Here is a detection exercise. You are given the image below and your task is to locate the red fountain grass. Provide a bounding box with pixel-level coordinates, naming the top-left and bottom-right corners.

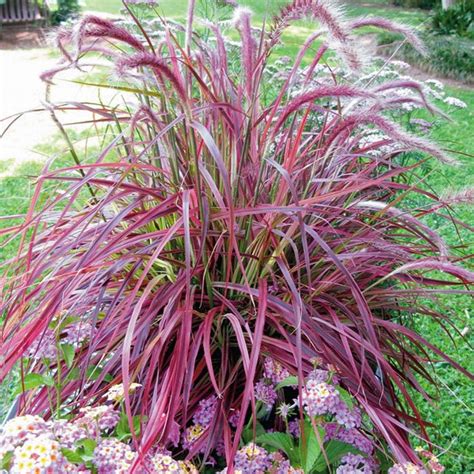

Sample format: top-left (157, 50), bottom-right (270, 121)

top-left (0, 0), bottom-right (473, 472)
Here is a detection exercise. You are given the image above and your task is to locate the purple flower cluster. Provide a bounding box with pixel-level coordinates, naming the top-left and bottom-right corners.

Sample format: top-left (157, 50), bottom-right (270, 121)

top-left (183, 395), bottom-right (218, 452)
top-left (302, 379), bottom-right (340, 416)
top-left (63, 320), bottom-right (94, 347)
top-left (301, 370), bottom-right (363, 431)
top-left (193, 395), bottom-right (217, 427)
top-left (336, 453), bottom-right (374, 473)
top-left (27, 329), bottom-right (57, 360)
top-left (269, 452), bottom-right (304, 474)
top-left (93, 438), bottom-right (136, 473)
top-left (334, 403), bottom-right (361, 429)
top-left (219, 445), bottom-right (302, 474)
top-left (288, 419), bottom-right (300, 438)
top-left (388, 463), bottom-right (427, 474)
top-left (255, 357), bottom-right (291, 410)
top-left (49, 419), bottom-right (89, 448)
top-left (229, 409), bottom-right (240, 428)
top-left (76, 405), bottom-right (121, 436)
top-left (324, 423), bottom-right (374, 456)
top-left (264, 357), bottom-right (290, 384)
top-left (233, 443), bottom-right (273, 473)
top-left (255, 380), bottom-right (278, 409)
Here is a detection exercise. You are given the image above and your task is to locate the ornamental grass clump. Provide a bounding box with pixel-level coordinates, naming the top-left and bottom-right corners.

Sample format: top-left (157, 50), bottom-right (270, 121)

top-left (0, 0), bottom-right (473, 472)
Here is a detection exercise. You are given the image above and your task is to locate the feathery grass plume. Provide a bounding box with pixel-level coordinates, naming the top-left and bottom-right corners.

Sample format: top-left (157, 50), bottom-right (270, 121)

top-left (0, 1), bottom-right (472, 471)
top-left (232, 7), bottom-right (256, 97)
top-left (441, 187), bottom-right (474, 205)
top-left (116, 52), bottom-right (188, 103)
top-left (270, 0), bottom-right (365, 72)
top-left (350, 17), bottom-right (427, 56)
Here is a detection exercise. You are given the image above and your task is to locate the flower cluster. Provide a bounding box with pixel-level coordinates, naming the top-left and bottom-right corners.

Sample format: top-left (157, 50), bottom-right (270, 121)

top-left (255, 380), bottom-right (278, 409)
top-left (336, 453), bottom-right (374, 474)
top-left (0, 416), bottom-right (88, 473)
top-left (220, 443), bottom-right (302, 474)
top-left (27, 329), bottom-right (57, 360)
top-left (182, 395), bottom-right (218, 452)
top-left (150, 452), bottom-right (198, 473)
top-left (1, 412), bottom-right (197, 473)
top-left (106, 382), bottom-right (142, 403)
top-left (75, 404), bottom-right (121, 435)
top-left (302, 379), bottom-right (340, 416)
top-left (301, 370), bottom-right (362, 432)
top-left (193, 395), bottom-right (218, 427)
top-left (255, 357), bottom-right (291, 409)
top-left (182, 423), bottom-right (205, 451)
top-left (49, 419), bottom-right (89, 448)
top-left (415, 447), bottom-right (445, 473)
top-left (10, 434), bottom-right (76, 473)
top-left (263, 357), bottom-right (290, 384)
top-left (235, 443), bottom-right (272, 473)
top-left (443, 96), bottom-right (467, 108)
top-left (325, 423), bottom-right (375, 456)
top-left (93, 438), bottom-right (136, 473)
top-left (388, 463), bottom-right (427, 474)
top-left (62, 321), bottom-right (94, 347)
top-left (387, 451), bottom-right (445, 474)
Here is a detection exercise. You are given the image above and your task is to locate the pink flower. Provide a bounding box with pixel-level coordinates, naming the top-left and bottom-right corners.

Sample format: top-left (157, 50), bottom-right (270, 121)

top-left (27, 330), bottom-right (57, 360)
top-left (93, 438), bottom-right (136, 473)
top-left (263, 357), bottom-right (290, 384)
top-left (255, 379), bottom-right (278, 409)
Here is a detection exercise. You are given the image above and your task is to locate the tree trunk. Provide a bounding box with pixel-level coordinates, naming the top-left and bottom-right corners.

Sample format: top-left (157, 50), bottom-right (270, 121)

top-left (442, 0), bottom-right (456, 9)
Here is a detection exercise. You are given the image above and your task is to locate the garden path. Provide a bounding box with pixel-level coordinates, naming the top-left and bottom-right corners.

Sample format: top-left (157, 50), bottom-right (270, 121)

top-left (0, 27), bottom-right (115, 176)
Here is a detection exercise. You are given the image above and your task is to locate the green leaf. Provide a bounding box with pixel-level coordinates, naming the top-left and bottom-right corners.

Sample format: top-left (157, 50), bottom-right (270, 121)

top-left (299, 420), bottom-right (325, 474)
top-left (276, 375), bottom-right (298, 390)
top-left (116, 413), bottom-right (129, 439)
top-left (61, 448), bottom-right (84, 464)
top-left (242, 421), bottom-right (266, 444)
top-left (336, 387), bottom-right (354, 409)
top-left (65, 367), bottom-right (80, 382)
top-left (116, 414), bottom-right (144, 441)
top-left (86, 365), bottom-right (103, 381)
top-left (61, 343), bottom-right (75, 369)
top-left (1, 451), bottom-right (13, 470)
top-left (257, 432), bottom-right (299, 466)
top-left (15, 373), bottom-right (55, 394)
top-left (76, 439), bottom-right (97, 461)
top-left (313, 440), bottom-right (357, 472)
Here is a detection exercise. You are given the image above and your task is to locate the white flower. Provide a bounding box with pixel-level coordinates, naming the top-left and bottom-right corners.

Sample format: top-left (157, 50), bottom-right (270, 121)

top-left (425, 79), bottom-right (444, 90)
top-left (390, 60), bottom-right (410, 70)
top-left (106, 383), bottom-right (142, 402)
top-left (443, 97), bottom-right (467, 108)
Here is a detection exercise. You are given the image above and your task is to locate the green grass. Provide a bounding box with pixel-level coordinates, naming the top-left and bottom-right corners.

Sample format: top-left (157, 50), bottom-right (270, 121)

top-left (1, 1), bottom-right (473, 471)
top-left (409, 87), bottom-right (474, 471)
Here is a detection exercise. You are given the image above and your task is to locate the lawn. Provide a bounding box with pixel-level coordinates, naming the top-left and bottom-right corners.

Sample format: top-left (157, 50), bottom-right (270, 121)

top-left (1, 0), bottom-right (472, 471)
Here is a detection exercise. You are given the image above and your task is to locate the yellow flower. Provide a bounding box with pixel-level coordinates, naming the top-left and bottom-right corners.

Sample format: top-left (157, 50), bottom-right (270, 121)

top-left (187, 424), bottom-right (205, 442)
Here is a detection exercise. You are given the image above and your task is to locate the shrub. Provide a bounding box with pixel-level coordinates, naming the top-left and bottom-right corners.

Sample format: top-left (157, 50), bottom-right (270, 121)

top-left (377, 31), bottom-right (474, 82)
top-left (50, 0), bottom-right (81, 25)
top-left (1, 1), bottom-right (473, 472)
top-left (429, 0), bottom-right (474, 38)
